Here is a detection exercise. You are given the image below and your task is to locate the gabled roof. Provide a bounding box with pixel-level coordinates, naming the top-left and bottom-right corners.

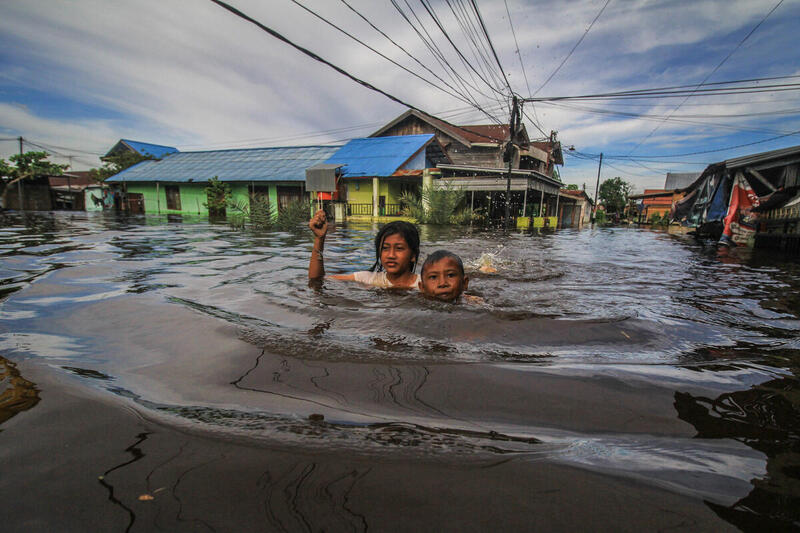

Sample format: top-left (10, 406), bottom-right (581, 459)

top-left (560, 188), bottom-right (593, 204)
top-left (104, 139), bottom-right (179, 159)
top-left (369, 109), bottom-right (519, 146)
top-left (664, 172), bottom-right (701, 190)
top-left (325, 134), bottom-right (449, 178)
top-left (106, 145), bottom-right (341, 183)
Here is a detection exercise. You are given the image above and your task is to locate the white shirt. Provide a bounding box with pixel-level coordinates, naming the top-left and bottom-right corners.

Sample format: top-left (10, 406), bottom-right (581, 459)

top-left (352, 271), bottom-right (421, 288)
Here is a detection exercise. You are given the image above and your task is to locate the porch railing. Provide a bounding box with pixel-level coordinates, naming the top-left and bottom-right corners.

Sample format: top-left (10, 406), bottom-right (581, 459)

top-left (346, 203), bottom-right (405, 216)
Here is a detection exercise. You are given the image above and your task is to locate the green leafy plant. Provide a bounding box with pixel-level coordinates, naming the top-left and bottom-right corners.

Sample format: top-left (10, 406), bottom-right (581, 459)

top-left (599, 176), bottom-right (633, 215)
top-left (274, 199), bottom-right (311, 231)
top-left (400, 182), bottom-right (466, 224)
top-left (226, 196), bottom-right (310, 231)
top-left (227, 194), bottom-right (275, 230)
top-left (1, 151), bottom-right (69, 207)
top-left (88, 151), bottom-right (152, 183)
top-left (649, 212), bottom-right (669, 227)
top-left (204, 176), bottom-right (231, 217)
top-left (594, 209), bottom-right (608, 224)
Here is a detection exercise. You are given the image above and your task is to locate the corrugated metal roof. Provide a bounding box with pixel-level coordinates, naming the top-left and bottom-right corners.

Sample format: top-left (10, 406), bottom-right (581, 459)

top-left (723, 144), bottom-right (800, 169)
top-left (664, 172), bottom-right (701, 190)
top-left (106, 145), bottom-right (341, 183)
top-left (325, 134), bottom-right (434, 177)
top-left (119, 139), bottom-right (178, 158)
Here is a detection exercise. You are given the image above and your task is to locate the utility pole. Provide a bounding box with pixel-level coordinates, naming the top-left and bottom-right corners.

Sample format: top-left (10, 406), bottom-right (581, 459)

top-left (17, 136), bottom-right (24, 210)
top-left (504, 96), bottom-right (520, 230)
top-left (591, 152), bottom-right (603, 224)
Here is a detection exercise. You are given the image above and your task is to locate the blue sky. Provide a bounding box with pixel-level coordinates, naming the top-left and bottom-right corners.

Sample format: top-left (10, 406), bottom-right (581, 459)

top-left (1, 0), bottom-right (799, 194)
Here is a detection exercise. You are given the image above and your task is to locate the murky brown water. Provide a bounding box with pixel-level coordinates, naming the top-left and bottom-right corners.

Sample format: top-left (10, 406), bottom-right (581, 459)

top-left (1, 211), bottom-right (799, 531)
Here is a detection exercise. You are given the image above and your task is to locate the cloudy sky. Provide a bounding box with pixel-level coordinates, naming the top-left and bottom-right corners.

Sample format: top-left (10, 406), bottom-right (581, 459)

top-left (1, 0), bottom-right (799, 193)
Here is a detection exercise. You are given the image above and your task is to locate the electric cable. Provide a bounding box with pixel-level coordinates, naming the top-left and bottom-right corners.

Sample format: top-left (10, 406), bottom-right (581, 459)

top-left (336, 0), bottom-right (494, 118)
top-left (208, 0), bottom-right (504, 138)
top-left (533, 0), bottom-right (611, 96)
top-left (286, 0), bottom-right (485, 111)
top-left (627, 0), bottom-right (785, 155)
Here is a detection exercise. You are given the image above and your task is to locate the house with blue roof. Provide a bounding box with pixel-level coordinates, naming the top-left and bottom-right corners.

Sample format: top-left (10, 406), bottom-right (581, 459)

top-left (323, 134), bottom-right (450, 217)
top-left (103, 139), bottom-right (179, 160)
top-left (106, 145), bottom-right (340, 215)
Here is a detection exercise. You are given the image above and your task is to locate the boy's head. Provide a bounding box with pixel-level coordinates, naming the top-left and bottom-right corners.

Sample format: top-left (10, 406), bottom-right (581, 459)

top-left (419, 250), bottom-right (469, 302)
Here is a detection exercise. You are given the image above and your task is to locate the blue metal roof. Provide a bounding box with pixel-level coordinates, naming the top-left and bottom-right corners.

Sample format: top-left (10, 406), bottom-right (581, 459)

top-left (325, 134), bottom-right (434, 177)
top-left (120, 139), bottom-right (179, 158)
top-left (106, 145), bottom-right (342, 183)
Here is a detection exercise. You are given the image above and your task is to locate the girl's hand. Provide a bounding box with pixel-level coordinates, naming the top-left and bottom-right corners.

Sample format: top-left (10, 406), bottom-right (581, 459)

top-left (309, 209), bottom-right (328, 238)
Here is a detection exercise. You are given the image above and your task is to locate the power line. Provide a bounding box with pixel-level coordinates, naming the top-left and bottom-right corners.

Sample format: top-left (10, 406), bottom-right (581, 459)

top-left (525, 81), bottom-right (800, 102)
top-left (445, 0), bottom-right (508, 97)
top-left (468, 0), bottom-right (513, 96)
top-left (390, 0), bottom-right (505, 114)
top-left (533, 0), bottom-right (611, 96)
top-left (209, 0), bottom-right (505, 140)
top-left (336, 0), bottom-right (494, 119)
top-left (627, 0), bottom-right (785, 155)
top-left (607, 129), bottom-right (800, 159)
top-left (417, 0), bottom-right (509, 99)
top-left (539, 100), bottom-right (796, 136)
top-left (286, 0), bottom-right (487, 113)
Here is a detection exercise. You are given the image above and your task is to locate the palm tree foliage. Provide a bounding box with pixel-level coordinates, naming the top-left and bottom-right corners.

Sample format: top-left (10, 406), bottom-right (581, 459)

top-left (400, 182), bottom-right (475, 225)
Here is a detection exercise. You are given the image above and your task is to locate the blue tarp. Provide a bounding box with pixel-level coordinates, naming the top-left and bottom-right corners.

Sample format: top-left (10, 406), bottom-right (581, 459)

top-left (325, 134), bottom-right (434, 177)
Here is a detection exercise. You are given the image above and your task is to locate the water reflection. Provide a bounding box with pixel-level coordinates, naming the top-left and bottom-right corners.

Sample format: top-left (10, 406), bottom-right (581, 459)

top-left (2, 212), bottom-right (800, 530)
top-left (0, 355), bottom-right (40, 428)
top-left (675, 375), bottom-right (800, 529)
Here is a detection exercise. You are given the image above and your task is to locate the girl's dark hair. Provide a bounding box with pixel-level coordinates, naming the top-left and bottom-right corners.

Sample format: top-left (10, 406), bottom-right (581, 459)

top-left (370, 221), bottom-right (420, 272)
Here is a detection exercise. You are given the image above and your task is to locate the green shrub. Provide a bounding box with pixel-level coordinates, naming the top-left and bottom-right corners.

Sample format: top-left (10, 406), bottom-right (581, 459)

top-left (274, 199), bottom-right (311, 231)
top-left (227, 194), bottom-right (276, 230)
top-left (595, 210), bottom-right (607, 224)
top-left (204, 176), bottom-right (231, 217)
top-left (400, 182), bottom-right (465, 225)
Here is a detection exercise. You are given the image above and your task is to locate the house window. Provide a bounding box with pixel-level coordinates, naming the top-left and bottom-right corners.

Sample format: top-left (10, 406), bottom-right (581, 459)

top-left (165, 185), bottom-right (181, 210)
top-left (277, 185), bottom-right (303, 211)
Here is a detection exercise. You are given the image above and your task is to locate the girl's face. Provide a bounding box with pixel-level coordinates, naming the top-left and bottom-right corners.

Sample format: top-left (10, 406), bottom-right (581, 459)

top-left (380, 233), bottom-right (415, 275)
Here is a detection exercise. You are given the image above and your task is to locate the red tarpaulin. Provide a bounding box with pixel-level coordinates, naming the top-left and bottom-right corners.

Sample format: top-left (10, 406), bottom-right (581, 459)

top-left (720, 173), bottom-right (759, 246)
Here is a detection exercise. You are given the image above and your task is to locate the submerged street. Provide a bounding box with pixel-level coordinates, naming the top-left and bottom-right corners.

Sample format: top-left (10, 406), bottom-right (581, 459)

top-left (1, 211), bottom-right (799, 531)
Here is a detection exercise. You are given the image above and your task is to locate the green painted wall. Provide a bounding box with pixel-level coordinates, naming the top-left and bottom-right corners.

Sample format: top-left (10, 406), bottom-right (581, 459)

top-left (125, 181), bottom-right (300, 217)
top-left (345, 178), bottom-right (411, 205)
top-left (346, 180), bottom-right (373, 204)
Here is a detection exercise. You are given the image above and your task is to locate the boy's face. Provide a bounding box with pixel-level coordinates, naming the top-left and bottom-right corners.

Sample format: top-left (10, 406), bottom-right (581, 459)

top-left (419, 257), bottom-right (469, 302)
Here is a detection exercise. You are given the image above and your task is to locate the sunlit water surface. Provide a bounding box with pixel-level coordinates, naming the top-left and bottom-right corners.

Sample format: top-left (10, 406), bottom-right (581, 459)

top-left (2, 211), bottom-right (800, 529)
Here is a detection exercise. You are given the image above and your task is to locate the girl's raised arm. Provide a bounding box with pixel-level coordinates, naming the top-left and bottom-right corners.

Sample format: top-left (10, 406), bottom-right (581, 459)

top-left (308, 209), bottom-right (355, 281)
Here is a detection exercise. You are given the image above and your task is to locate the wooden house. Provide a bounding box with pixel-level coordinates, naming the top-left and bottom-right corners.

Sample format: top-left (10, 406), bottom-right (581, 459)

top-left (370, 109), bottom-right (564, 224)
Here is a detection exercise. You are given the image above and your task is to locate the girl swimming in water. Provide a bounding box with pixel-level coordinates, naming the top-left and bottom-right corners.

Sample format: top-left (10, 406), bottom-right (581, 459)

top-left (308, 210), bottom-right (421, 289)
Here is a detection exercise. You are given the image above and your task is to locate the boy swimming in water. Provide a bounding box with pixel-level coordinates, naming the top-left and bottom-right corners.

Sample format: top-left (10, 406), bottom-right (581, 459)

top-left (418, 250), bottom-right (470, 302)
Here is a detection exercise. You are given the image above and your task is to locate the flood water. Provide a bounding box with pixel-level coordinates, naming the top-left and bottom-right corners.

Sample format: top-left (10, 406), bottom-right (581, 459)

top-left (2, 211), bottom-right (799, 531)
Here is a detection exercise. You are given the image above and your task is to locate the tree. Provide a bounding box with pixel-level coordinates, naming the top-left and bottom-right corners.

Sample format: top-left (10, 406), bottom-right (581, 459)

top-left (598, 177), bottom-right (632, 215)
top-left (565, 184), bottom-right (579, 191)
top-left (0, 151), bottom-right (68, 207)
top-left (203, 176), bottom-right (231, 217)
top-left (88, 152), bottom-right (151, 183)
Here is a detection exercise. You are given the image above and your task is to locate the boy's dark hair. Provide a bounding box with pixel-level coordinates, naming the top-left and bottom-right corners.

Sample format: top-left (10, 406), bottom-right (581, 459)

top-left (370, 220), bottom-right (421, 272)
top-left (421, 250), bottom-right (464, 276)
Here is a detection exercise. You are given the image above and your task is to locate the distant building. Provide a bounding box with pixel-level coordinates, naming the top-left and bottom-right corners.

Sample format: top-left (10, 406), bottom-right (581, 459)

top-left (558, 188), bottom-right (594, 227)
top-left (664, 172), bottom-right (701, 190)
top-left (103, 139), bottom-right (179, 160)
top-left (673, 144), bottom-right (800, 251)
